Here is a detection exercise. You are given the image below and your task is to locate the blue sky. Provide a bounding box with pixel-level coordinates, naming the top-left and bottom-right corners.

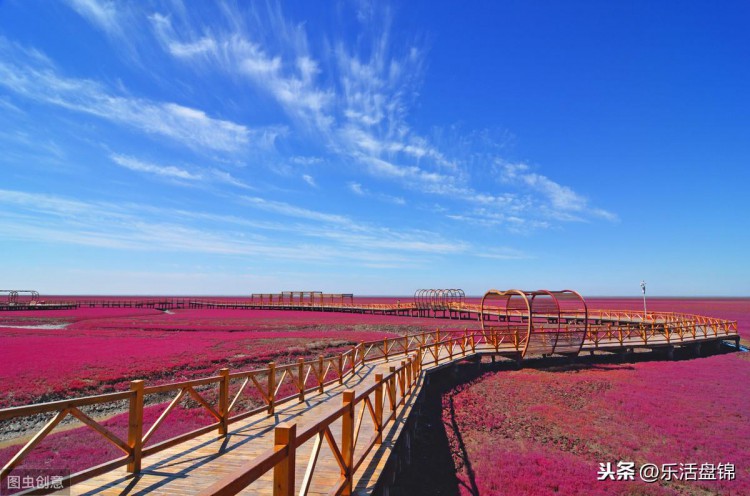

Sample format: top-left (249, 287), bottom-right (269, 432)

top-left (1, 0), bottom-right (748, 296)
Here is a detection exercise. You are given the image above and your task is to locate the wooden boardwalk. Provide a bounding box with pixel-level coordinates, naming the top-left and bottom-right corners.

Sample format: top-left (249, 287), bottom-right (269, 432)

top-left (70, 348), bottom-right (462, 495)
top-left (66, 332), bottom-right (740, 495)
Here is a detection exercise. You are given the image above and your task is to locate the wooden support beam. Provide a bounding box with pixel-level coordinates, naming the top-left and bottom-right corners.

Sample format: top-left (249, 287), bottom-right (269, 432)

top-left (374, 374), bottom-right (383, 445)
top-left (268, 362), bottom-right (276, 415)
top-left (127, 380), bottom-right (144, 473)
top-left (318, 355), bottom-right (325, 393)
top-left (273, 423), bottom-right (296, 496)
top-left (341, 391), bottom-right (355, 496)
top-left (219, 368), bottom-right (229, 436)
top-left (338, 354), bottom-right (344, 385)
top-left (297, 358), bottom-right (305, 402)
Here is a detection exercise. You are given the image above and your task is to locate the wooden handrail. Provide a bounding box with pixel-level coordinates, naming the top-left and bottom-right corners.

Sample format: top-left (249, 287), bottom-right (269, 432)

top-left (200, 358), bottom-right (421, 496)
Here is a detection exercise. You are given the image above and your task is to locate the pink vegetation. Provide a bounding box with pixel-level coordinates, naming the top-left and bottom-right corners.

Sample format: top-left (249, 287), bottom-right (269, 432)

top-left (444, 353), bottom-right (750, 495)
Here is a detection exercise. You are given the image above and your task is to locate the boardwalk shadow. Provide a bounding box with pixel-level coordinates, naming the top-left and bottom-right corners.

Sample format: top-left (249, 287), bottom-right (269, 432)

top-left (393, 345), bottom-right (739, 495)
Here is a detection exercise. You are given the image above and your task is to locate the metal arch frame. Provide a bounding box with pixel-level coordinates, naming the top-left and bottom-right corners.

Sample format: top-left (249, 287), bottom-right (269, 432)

top-left (481, 288), bottom-right (590, 358)
top-left (434, 289), bottom-right (445, 309)
top-left (413, 289), bottom-right (424, 310)
top-left (528, 289), bottom-right (562, 355)
top-left (414, 289), bottom-right (467, 311)
top-left (552, 289), bottom-right (589, 356)
top-left (5, 290), bottom-right (40, 305)
top-left (451, 289), bottom-right (466, 307)
top-left (480, 289), bottom-right (532, 357)
top-left (427, 289), bottom-right (437, 309)
top-left (0, 290), bottom-right (13, 305)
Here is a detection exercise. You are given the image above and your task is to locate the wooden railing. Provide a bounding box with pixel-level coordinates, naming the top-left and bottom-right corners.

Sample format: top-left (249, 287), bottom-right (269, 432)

top-left (200, 358), bottom-right (421, 496)
top-left (200, 334), bottom-right (481, 495)
top-left (0, 330), bottom-right (465, 489)
top-left (584, 311), bottom-right (739, 347)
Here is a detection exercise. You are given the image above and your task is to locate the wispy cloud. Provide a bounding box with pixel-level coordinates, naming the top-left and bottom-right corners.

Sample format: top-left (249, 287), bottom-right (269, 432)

top-left (110, 154), bottom-right (251, 188)
top-left (302, 174), bottom-right (317, 187)
top-left (64, 0), bottom-right (121, 35)
top-left (476, 247), bottom-right (533, 260)
top-left (241, 196), bottom-right (351, 225)
top-left (290, 156), bottom-right (323, 165)
top-left (0, 37), bottom-right (279, 154)
top-left (111, 154), bottom-right (201, 180)
top-left (499, 162), bottom-right (617, 222)
top-left (148, 8), bottom-right (333, 131)
top-left (348, 182), bottom-right (405, 205)
top-left (54, 1), bottom-right (615, 231)
top-left (0, 189), bottom-right (434, 265)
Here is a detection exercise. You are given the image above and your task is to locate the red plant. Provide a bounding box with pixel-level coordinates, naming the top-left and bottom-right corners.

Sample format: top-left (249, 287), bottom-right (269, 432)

top-left (442, 353), bottom-right (750, 494)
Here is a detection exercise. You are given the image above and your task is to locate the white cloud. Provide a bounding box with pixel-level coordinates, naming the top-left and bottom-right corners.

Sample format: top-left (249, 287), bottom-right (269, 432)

top-left (0, 38), bottom-right (276, 154)
top-left (241, 196), bottom-right (352, 225)
top-left (111, 154), bottom-right (201, 180)
top-left (290, 156), bottom-right (323, 165)
top-left (110, 154), bottom-right (251, 189)
top-left (347, 181), bottom-right (405, 205)
top-left (499, 162), bottom-right (617, 222)
top-left (50, 3), bottom-right (615, 232)
top-left (148, 11), bottom-right (333, 130)
top-left (302, 174), bottom-right (317, 187)
top-left (0, 189), bottom-right (435, 265)
top-left (476, 247), bottom-right (531, 260)
top-left (349, 182), bottom-right (365, 196)
top-left (64, 0), bottom-right (121, 35)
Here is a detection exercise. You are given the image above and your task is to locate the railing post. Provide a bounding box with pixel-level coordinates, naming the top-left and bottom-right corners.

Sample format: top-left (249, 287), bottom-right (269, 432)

top-left (338, 354), bottom-right (344, 385)
top-left (434, 341), bottom-right (439, 366)
top-left (359, 343), bottom-right (365, 367)
top-left (404, 336), bottom-right (408, 355)
top-left (268, 362), bottom-right (276, 415)
top-left (127, 380), bottom-right (144, 473)
top-left (219, 368), bottom-right (229, 435)
top-left (318, 355), bottom-right (325, 393)
top-left (273, 423), bottom-right (296, 496)
top-left (399, 361), bottom-right (406, 404)
top-left (471, 333), bottom-right (476, 353)
top-left (374, 374), bottom-right (383, 444)
top-left (384, 338), bottom-right (389, 362)
top-left (406, 357), bottom-right (413, 391)
top-left (297, 358), bottom-right (305, 402)
top-left (342, 390), bottom-right (355, 496)
top-left (388, 366), bottom-right (397, 411)
top-left (351, 346), bottom-right (358, 377)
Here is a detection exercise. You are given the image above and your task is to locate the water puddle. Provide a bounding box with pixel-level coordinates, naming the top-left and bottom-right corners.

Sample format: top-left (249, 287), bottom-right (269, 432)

top-left (0, 323), bottom-right (70, 329)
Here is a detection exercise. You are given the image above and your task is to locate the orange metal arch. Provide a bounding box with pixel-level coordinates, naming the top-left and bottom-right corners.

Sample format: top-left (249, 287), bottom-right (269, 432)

top-left (528, 289), bottom-right (562, 356)
top-left (480, 289), bottom-right (532, 357)
top-left (551, 289), bottom-right (588, 355)
top-left (414, 289), bottom-right (466, 311)
top-left (481, 288), bottom-right (590, 358)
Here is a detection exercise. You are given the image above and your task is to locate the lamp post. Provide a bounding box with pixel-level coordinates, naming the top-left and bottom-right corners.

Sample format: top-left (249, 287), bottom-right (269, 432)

top-left (640, 281), bottom-right (647, 319)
